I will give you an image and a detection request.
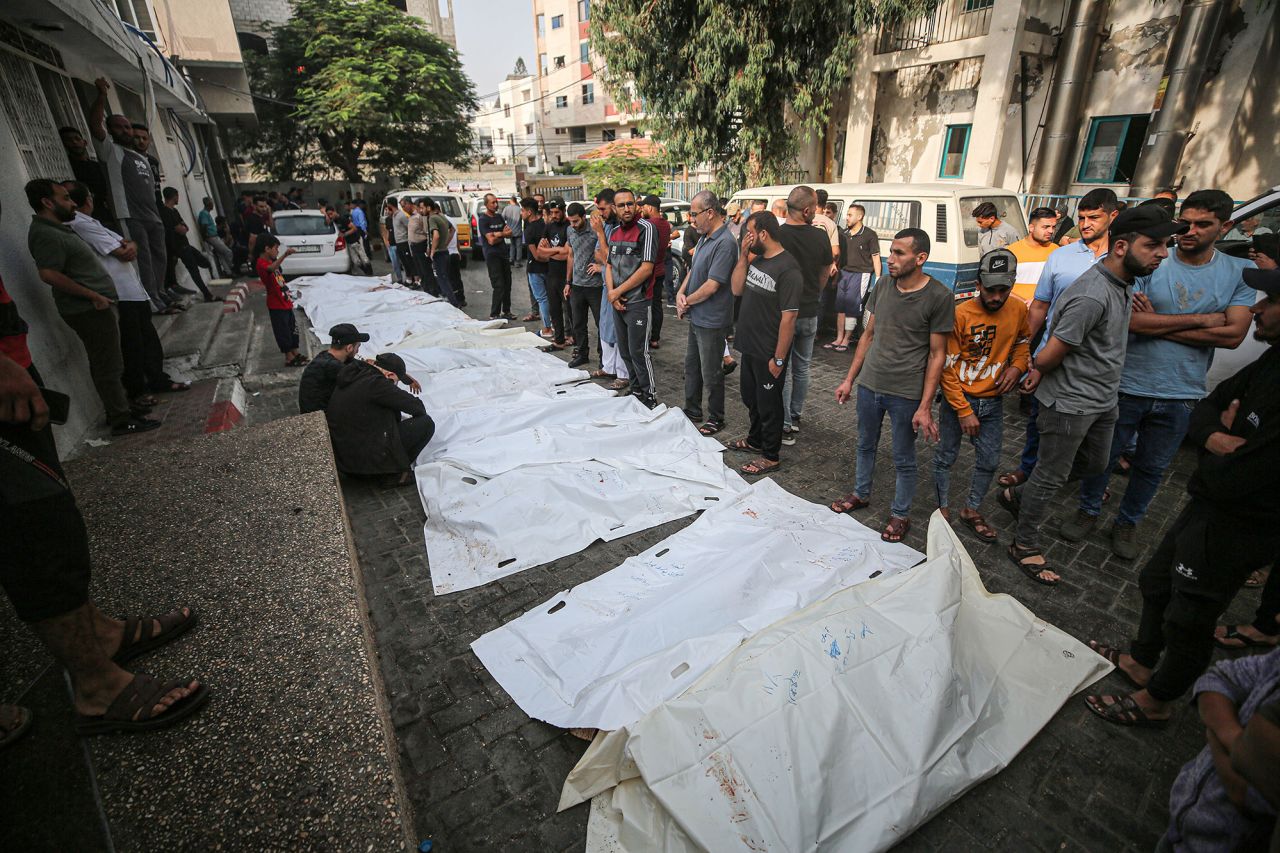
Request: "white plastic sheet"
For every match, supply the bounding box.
[473,479,923,729]
[562,514,1112,853]
[419,406,748,595]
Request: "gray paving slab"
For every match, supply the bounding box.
[251,260,1268,852]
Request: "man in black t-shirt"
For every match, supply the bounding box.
[520,198,552,335]
[775,186,834,445]
[540,198,571,346]
[728,211,802,473]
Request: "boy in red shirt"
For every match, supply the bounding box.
[254,234,308,367]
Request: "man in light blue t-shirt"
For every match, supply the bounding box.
[998,188,1117,489]
[1063,190,1257,558]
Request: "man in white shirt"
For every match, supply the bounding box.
[65,181,184,403]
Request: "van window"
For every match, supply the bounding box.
[958,196,1027,248]
[428,197,463,217]
[273,215,334,236]
[852,199,920,235]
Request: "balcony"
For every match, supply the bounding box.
[875,0,993,54]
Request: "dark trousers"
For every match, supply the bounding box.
[615,296,655,405]
[269,308,299,353]
[683,323,730,424]
[432,251,459,305]
[1252,556,1280,635]
[570,285,602,357]
[117,300,170,397]
[486,254,512,317]
[396,241,420,285]
[398,414,436,464]
[61,306,131,427]
[168,243,214,299]
[546,277,566,344]
[448,254,465,305]
[741,354,786,461]
[1130,501,1280,701]
[649,273,665,342]
[0,366,92,623]
[409,243,439,296]
[124,217,170,309]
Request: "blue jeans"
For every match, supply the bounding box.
[1078,393,1195,525]
[782,315,818,429]
[528,272,551,328]
[388,244,403,283]
[855,385,921,518]
[933,394,1004,511]
[1018,395,1039,476]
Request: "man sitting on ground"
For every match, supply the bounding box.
[298,323,371,414]
[325,352,432,486]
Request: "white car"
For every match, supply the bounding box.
[273,210,351,277]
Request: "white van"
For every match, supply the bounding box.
[728,182,1027,299]
[380,190,473,267]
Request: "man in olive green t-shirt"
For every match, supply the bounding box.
[426,199,460,306]
[26,179,157,435]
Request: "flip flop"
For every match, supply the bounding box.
[590,370,616,379]
[740,458,780,475]
[1084,694,1169,728]
[996,470,1028,488]
[1214,626,1279,650]
[996,487,1021,518]
[834,345,849,352]
[1086,640,1147,688]
[829,493,869,514]
[75,674,211,736]
[698,421,724,436]
[881,516,910,543]
[959,512,999,543]
[112,608,200,666]
[725,438,762,453]
[1007,544,1059,585]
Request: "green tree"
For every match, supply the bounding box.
[238,0,477,183]
[581,149,666,198]
[589,2,934,192]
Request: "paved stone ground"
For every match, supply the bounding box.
[245,259,1269,852]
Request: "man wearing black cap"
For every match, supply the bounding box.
[325,352,432,485]
[1000,206,1187,586]
[298,323,370,414]
[1084,268,1280,727]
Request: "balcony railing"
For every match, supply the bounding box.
[875,0,993,54]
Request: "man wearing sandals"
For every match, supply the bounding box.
[726,211,801,475]
[999,207,1187,585]
[0,271,206,739]
[1085,269,1280,727]
[677,190,737,433]
[932,248,1030,542]
[832,229,953,543]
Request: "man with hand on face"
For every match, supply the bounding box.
[298,323,370,414]
[999,207,1188,586]
[932,248,1030,543]
[726,211,800,476]
[604,188,658,407]
[830,229,953,544]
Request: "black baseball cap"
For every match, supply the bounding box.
[641,195,662,210]
[1244,268,1280,296]
[1109,206,1189,240]
[329,323,370,345]
[545,198,565,210]
[374,352,412,385]
[978,248,1016,289]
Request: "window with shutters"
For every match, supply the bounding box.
[0,51,72,180]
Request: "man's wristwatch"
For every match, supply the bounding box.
[773,358,785,367]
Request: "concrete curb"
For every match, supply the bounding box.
[222,281,250,313]
[204,376,246,433]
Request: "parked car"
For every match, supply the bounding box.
[380,190,472,268]
[272,210,351,277]
[729,182,1027,301]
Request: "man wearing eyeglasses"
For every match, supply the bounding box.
[677,190,738,434]
[604,188,658,407]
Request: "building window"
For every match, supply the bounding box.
[938,124,970,179]
[602,129,616,142]
[503,105,511,117]
[554,56,565,69]
[498,129,504,139]
[525,123,534,136]
[555,95,568,108]
[522,90,530,102]
[551,15,564,29]
[578,0,590,21]
[1077,115,1151,183]
[962,0,994,10]
[555,127,567,135]
[630,127,643,139]
[579,42,590,64]
[528,156,536,167]
[582,83,594,105]
[570,126,586,144]
[536,14,545,36]
[539,53,548,75]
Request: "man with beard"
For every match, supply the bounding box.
[676,190,738,433]
[604,188,658,406]
[1062,190,1256,559]
[1084,269,1280,729]
[998,207,1188,585]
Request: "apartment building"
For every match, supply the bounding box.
[822,0,1277,203]
[0,0,242,446]
[471,70,546,173]
[531,0,648,168]
[228,0,457,47]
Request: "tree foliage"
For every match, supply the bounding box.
[581,150,666,198]
[589,1,935,192]
[237,0,477,183]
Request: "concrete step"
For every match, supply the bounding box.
[160,301,225,379]
[194,308,254,379]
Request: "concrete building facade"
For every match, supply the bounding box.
[229,0,457,47]
[470,71,546,173]
[824,0,1278,204]
[531,0,648,167]
[0,0,239,448]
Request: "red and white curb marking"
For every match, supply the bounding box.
[204,377,246,433]
[222,282,250,314]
